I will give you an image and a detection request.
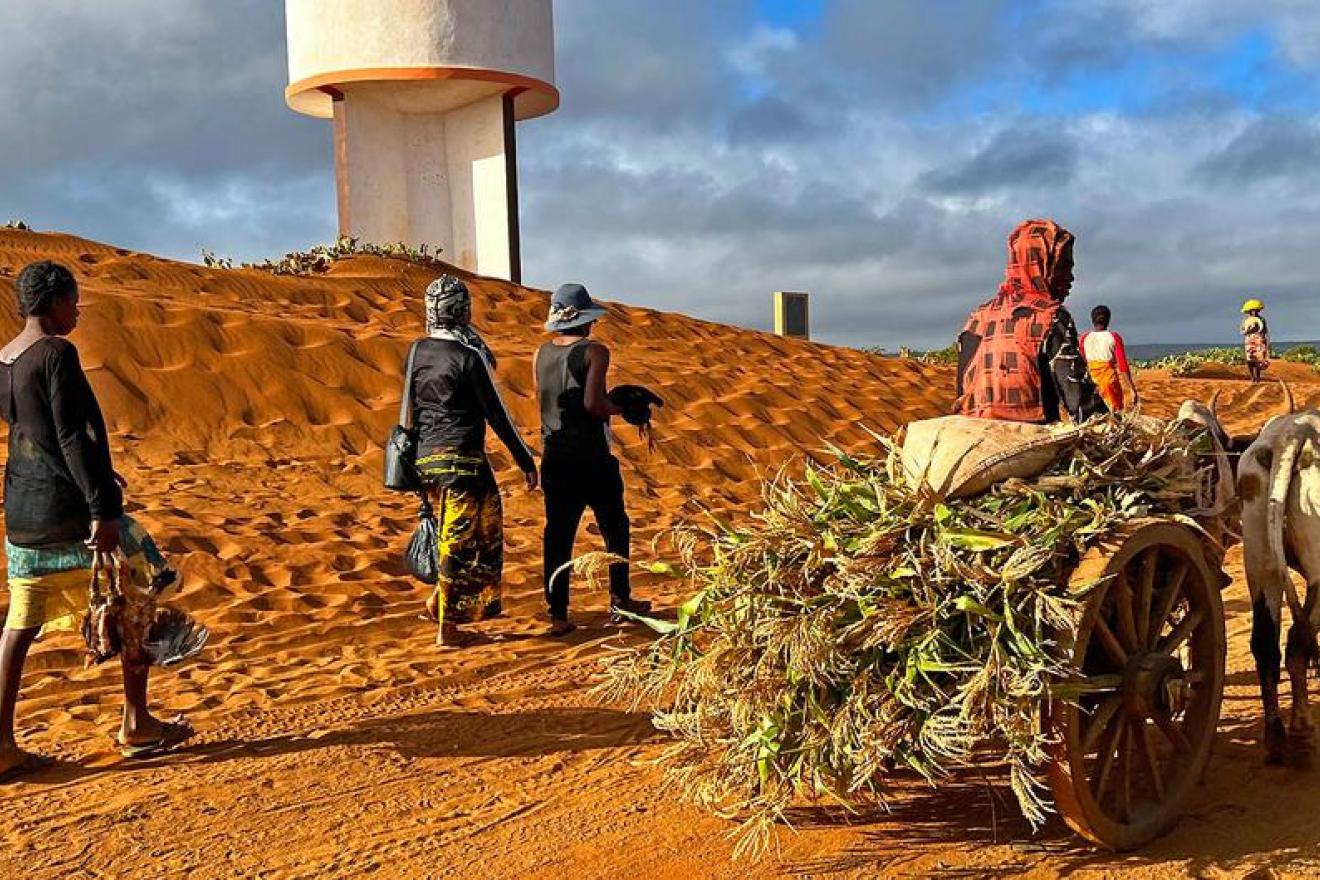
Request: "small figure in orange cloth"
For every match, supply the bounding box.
[1080,305,1139,413]
[1241,298,1270,384]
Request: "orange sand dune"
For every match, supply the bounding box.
[0,229,1317,879]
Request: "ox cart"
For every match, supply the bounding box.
[902,415,1231,850]
[609,411,1238,857]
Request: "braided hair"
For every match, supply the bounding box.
[15,260,76,318]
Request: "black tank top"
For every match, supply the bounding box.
[536,339,610,460]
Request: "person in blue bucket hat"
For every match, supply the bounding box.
[534,284,651,635]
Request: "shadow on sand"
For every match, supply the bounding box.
[788,712,1320,878]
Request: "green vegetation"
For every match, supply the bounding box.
[3,220,30,231]
[201,236,448,276]
[600,417,1207,855]
[916,344,959,365]
[1133,344,1320,376]
[1132,347,1244,376]
[1281,345,1320,370]
[865,345,959,365]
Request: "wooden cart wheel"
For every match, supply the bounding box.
[1045,519,1226,850]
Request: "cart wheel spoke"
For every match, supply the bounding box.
[1115,570,1140,652]
[1093,718,1127,802]
[1136,548,1158,647]
[1137,719,1167,801]
[1093,616,1129,667]
[1157,608,1206,656]
[1082,695,1124,755]
[1120,722,1134,822]
[1153,710,1193,753]
[1148,560,1188,650]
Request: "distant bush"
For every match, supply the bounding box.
[1281,345,1320,369]
[3,220,30,231]
[1133,344,1320,377]
[1133,347,1245,377]
[918,344,960,365]
[862,345,958,365]
[200,236,447,276]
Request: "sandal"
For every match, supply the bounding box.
[118,716,195,759]
[0,750,53,784]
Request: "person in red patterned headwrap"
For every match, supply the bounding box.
[954,219,1105,424]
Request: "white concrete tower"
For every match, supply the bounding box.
[284,0,558,282]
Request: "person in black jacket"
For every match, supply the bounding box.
[0,261,192,782]
[410,276,537,647]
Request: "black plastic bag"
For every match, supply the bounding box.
[405,494,439,585]
[384,424,421,492]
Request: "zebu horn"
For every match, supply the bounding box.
[1208,388,1223,423]
[1278,379,1297,415]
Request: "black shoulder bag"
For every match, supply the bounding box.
[384,341,423,492]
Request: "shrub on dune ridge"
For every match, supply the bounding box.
[599,416,1213,857]
[1133,347,1244,377]
[864,345,959,365]
[200,236,449,276]
[1281,345,1320,371]
[1133,344,1320,376]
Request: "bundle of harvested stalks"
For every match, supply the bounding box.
[599,415,1215,856]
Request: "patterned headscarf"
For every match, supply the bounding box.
[1000,219,1074,303]
[425,275,497,369]
[425,275,471,330]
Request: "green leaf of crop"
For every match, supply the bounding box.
[940,528,1015,551]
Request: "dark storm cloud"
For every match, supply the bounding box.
[922,127,1079,194]
[549,0,757,128]
[0,0,334,258]
[6,1,1320,350]
[0,1,324,176]
[728,96,818,146]
[1197,117,1320,185]
[818,0,1013,107]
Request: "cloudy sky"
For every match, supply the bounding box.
[4,1,1320,349]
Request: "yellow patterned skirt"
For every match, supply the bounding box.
[3,515,172,635]
[417,452,505,624]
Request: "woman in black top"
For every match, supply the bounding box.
[535,283,650,635]
[410,276,536,648]
[0,262,190,781]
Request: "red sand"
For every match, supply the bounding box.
[0,229,1316,878]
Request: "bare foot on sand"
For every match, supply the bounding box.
[547,616,576,637]
[421,590,441,623]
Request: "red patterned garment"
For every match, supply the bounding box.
[956,220,1075,422]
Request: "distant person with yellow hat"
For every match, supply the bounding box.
[1241,299,1270,383]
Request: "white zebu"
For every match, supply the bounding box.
[1234,396,1320,763]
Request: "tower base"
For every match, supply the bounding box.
[331,90,521,282]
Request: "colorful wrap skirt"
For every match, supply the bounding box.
[1244,332,1270,366]
[1087,360,1124,413]
[416,451,504,624]
[4,515,172,635]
